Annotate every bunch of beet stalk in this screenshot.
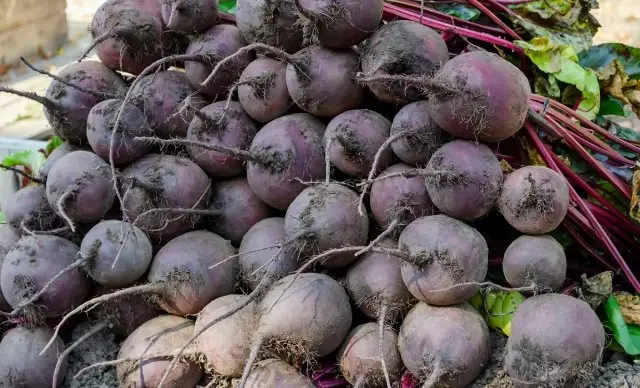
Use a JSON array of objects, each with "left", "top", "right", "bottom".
[{"left": 384, "top": 0, "right": 640, "bottom": 294}]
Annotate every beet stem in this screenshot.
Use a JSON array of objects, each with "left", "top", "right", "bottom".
[
  {"left": 466, "top": 0, "right": 521, "bottom": 40},
  {"left": 0, "top": 86, "right": 60, "bottom": 112},
  {"left": 52, "top": 321, "right": 108, "bottom": 388},
  {"left": 0, "top": 164, "right": 43, "bottom": 184},
  {"left": 20, "top": 57, "right": 116, "bottom": 100}
]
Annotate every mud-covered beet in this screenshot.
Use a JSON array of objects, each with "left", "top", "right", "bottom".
[
  {"left": 86, "top": 99, "right": 153, "bottom": 165},
  {"left": 361, "top": 21, "right": 449, "bottom": 104},
  {"left": 346, "top": 238, "right": 414, "bottom": 319},
  {"left": 370, "top": 163, "right": 435, "bottom": 228},
  {"left": 206, "top": 177, "right": 272, "bottom": 245},
  {"left": 238, "top": 56, "right": 293, "bottom": 123},
  {"left": 324, "top": 109, "right": 391, "bottom": 177},
  {"left": 40, "top": 142, "right": 89, "bottom": 179},
  {"left": 80, "top": 220, "right": 153, "bottom": 289},
  {"left": 399, "top": 302, "right": 490, "bottom": 387},
  {"left": 186, "top": 101, "right": 259, "bottom": 177},
  {"left": 286, "top": 45, "right": 364, "bottom": 117},
  {"left": 235, "top": 0, "right": 303, "bottom": 53},
  {"left": 195, "top": 294, "right": 256, "bottom": 377},
  {"left": 297, "top": 0, "right": 384, "bottom": 49},
  {"left": 398, "top": 215, "right": 488, "bottom": 306},
  {"left": 130, "top": 70, "right": 208, "bottom": 139},
  {"left": 506, "top": 294, "right": 605, "bottom": 387},
  {"left": 0, "top": 327, "right": 66, "bottom": 387},
  {"left": 161, "top": 0, "right": 218, "bottom": 33},
  {"left": 120, "top": 154, "right": 211, "bottom": 242},
  {"left": 45, "top": 150, "right": 116, "bottom": 224},
  {"left": 338, "top": 323, "right": 403, "bottom": 387},
  {"left": 89, "top": 0, "right": 165, "bottom": 75},
  {"left": 239, "top": 218, "right": 298, "bottom": 290},
  {"left": 44, "top": 61, "right": 127, "bottom": 144},
  {"left": 185, "top": 24, "right": 255, "bottom": 98},
  {"left": 3, "top": 185, "right": 62, "bottom": 235},
  {"left": 503, "top": 235, "right": 567, "bottom": 292},
  {"left": 429, "top": 51, "right": 531, "bottom": 142},
  {"left": 425, "top": 140, "right": 503, "bottom": 221},
  {"left": 245, "top": 359, "right": 315, "bottom": 387},
  {"left": 147, "top": 230, "right": 237, "bottom": 315},
  {"left": 246, "top": 113, "right": 326, "bottom": 210},
  {"left": 0, "top": 235, "right": 89, "bottom": 317},
  {"left": 0, "top": 225, "right": 18, "bottom": 311},
  {"left": 117, "top": 315, "right": 203, "bottom": 388},
  {"left": 390, "top": 101, "right": 447, "bottom": 166},
  {"left": 499, "top": 166, "right": 569, "bottom": 234},
  {"left": 284, "top": 183, "right": 369, "bottom": 268},
  {"left": 96, "top": 292, "right": 162, "bottom": 338}
]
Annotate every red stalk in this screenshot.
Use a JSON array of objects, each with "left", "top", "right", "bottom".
[
  {"left": 383, "top": 3, "right": 524, "bottom": 53},
  {"left": 586, "top": 204, "right": 640, "bottom": 251},
  {"left": 565, "top": 210, "right": 617, "bottom": 272},
  {"left": 466, "top": 0, "right": 521, "bottom": 39},
  {"left": 525, "top": 122, "right": 640, "bottom": 292},
  {"left": 528, "top": 107, "right": 632, "bottom": 199},
  {"left": 531, "top": 95, "right": 640, "bottom": 154}
]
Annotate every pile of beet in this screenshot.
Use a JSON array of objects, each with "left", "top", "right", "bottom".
[{"left": 0, "top": 0, "right": 635, "bottom": 387}]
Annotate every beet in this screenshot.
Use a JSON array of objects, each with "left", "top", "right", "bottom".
[
  {"left": 390, "top": 101, "right": 447, "bottom": 166},
  {"left": 238, "top": 56, "right": 294, "bottom": 123},
  {"left": 161, "top": 0, "right": 218, "bottom": 33},
  {"left": 235, "top": 0, "right": 303, "bottom": 53}
]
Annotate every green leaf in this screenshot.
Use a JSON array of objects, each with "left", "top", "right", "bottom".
[
  {"left": 0, "top": 212, "right": 5, "bottom": 224},
  {"left": 44, "top": 136, "right": 63, "bottom": 156},
  {"left": 433, "top": 4, "right": 481, "bottom": 21},
  {"left": 604, "top": 295, "right": 640, "bottom": 355},
  {"left": 599, "top": 97, "right": 628, "bottom": 117},
  {"left": 550, "top": 228, "right": 573, "bottom": 249},
  {"left": 509, "top": 0, "right": 599, "bottom": 53},
  {"left": 1, "top": 149, "right": 46, "bottom": 183},
  {"left": 516, "top": 37, "right": 600, "bottom": 119},
  {"left": 580, "top": 43, "right": 640, "bottom": 79},
  {"left": 219, "top": 0, "right": 237, "bottom": 14}
]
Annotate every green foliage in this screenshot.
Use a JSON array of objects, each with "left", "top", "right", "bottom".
[
  {"left": 219, "top": 0, "right": 237, "bottom": 14},
  {"left": 433, "top": 4, "right": 480, "bottom": 21},
  {"left": 603, "top": 295, "right": 640, "bottom": 355},
  {"left": 516, "top": 37, "right": 600, "bottom": 119},
  {"left": 0, "top": 212, "right": 5, "bottom": 224},
  {"left": 580, "top": 43, "right": 640, "bottom": 79}
]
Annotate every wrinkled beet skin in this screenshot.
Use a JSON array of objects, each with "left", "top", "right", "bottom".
[
  {"left": 346, "top": 238, "right": 414, "bottom": 319},
  {"left": 120, "top": 154, "right": 211, "bottom": 242},
  {"left": 284, "top": 184, "right": 369, "bottom": 268},
  {"left": 499, "top": 166, "right": 569, "bottom": 234},
  {"left": 186, "top": 101, "right": 259, "bottom": 177},
  {"left": 258, "top": 273, "right": 353, "bottom": 357},
  {"left": 297, "top": 0, "right": 384, "bottom": 49},
  {"left": 238, "top": 56, "right": 293, "bottom": 123},
  {"left": 399, "top": 302, "right": 490, "bottom": 388},
  {"left": 3, "top": 185, "right": 62, "bottom": 235},
  {"left": 0, "top": 235, "right": 89, "bottom": 317},
  {"left": 235, "top": 0, "right": 303, "bottom": 53},
  {"left": 506, "top": 294, "right": 605, "bottom": 387},
  {"left": 247, "top": 113, "right": 326, "bottom": 210},
  {"left": 239, "top": 218, "right": 298, "bottom": 290},
  {"left": 44, "top": 61, "right": 127, "bottom": 144},
  {"left": 503, "top": 235, "right": 566, "bottom": 291},
  {"left": 361, "top": 21, "right": 449, "bottom": 104},
  {"left": 370, "top": 163, "right": 434, "bottom": 228},
  {"left": 81, "top": 220, "right": 153, "bottom": 289},
  {"left": 390, "top": 101, "right": 447, "bottom": 166},
  {"left": 399, "top": 215, "right": 488, "bottom": 306},
  {"left": 286, "top": 45, "right": 364, "bottom": 117},
  {"left": 117, "top": 315, "right": 203, "bottom": 388},
  {"left": 206, "top": 178, "right": 272, "bottom": 245},
  {"left": 195, "top": 294, "right": 256, "bottom": 377},
  {"left": 185, "top": 24, "right": 255, "bottom": 98},
  {"left": 430, "top": 51, "right": 532, "bottom": 142},
  {"left": 90, "top": 0, "right": 165, "bottom": 75},
  {"left": 148, "top": 230, "right": 237, "bottom": 315},
  {"left": 425, "top": 140, "right": 503, "bottom": 221},
  {"left": 0, "top": 327, "right": 65, "bottom": 387},
  {"left": 324, "top": 109, "right": 391, "bottom": 177},
  {"left": 45, "top": 150, "right": 116, "bottom": 223},
  {"left": 161, "top": 0, "right": 218, "bottom": 33},
  {"left": 86, "top": 99, "right": 153, "bottom": 165},
  {"left": 337, "top": 323, "right": 403, "bottom": 386},
  {"left": 130, "top": 70, "right": 208, "bottom": 139}
]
